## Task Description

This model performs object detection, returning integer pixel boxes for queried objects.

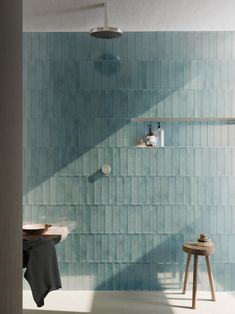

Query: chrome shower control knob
[102,163,111,175]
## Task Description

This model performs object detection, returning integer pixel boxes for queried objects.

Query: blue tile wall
[23,32,235,291]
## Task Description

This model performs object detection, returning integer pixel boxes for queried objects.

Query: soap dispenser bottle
[146,124,157,146]
[156,122,164,147]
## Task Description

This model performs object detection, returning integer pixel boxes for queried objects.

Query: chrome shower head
[90,26,123,39]
[90,1,123,39]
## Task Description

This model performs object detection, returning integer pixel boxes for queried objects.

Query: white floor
[23,290,235,314]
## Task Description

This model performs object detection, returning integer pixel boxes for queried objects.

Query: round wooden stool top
[183,242,215,256]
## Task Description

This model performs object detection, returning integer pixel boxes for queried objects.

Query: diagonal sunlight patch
[23,57,197,195]
[23,75,200,204]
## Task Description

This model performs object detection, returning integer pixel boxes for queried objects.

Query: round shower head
[90,26,123,39]
[90,1,123,39]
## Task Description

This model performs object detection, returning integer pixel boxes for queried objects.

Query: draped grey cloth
[23,237,62,307]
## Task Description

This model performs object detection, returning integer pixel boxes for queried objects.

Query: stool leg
[192,254,198,309]
[205,256,216,301]
[182,253,191,294]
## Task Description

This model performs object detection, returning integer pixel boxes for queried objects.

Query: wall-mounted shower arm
[104,1,109,27]
[91,1,109,27]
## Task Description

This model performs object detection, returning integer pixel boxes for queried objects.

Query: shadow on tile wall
[23,32,195,194]
[23,32,235,292]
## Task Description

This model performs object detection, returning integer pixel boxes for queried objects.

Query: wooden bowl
[23,224,52,235]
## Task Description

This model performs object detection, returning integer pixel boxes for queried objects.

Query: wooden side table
[182,241,216,309]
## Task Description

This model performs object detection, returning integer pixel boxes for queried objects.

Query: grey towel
[23,237,62,307]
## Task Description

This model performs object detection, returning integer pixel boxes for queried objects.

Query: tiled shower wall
[23,32,235,291]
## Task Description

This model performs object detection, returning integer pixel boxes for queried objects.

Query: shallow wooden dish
[23,223,52,235]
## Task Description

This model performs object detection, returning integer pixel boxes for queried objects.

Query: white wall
[23,0,235,32]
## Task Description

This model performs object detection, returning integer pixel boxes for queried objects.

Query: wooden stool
[182,239,216,309]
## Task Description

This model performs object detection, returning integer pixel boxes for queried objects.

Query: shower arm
[104,1,109,27]
[87,1,109,27]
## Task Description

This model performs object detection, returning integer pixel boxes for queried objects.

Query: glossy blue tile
[23,31,235,291]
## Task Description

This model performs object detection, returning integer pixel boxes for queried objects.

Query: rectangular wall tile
[23,31,235,291]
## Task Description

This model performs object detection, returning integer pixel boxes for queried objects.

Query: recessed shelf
[131,117,235,123]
